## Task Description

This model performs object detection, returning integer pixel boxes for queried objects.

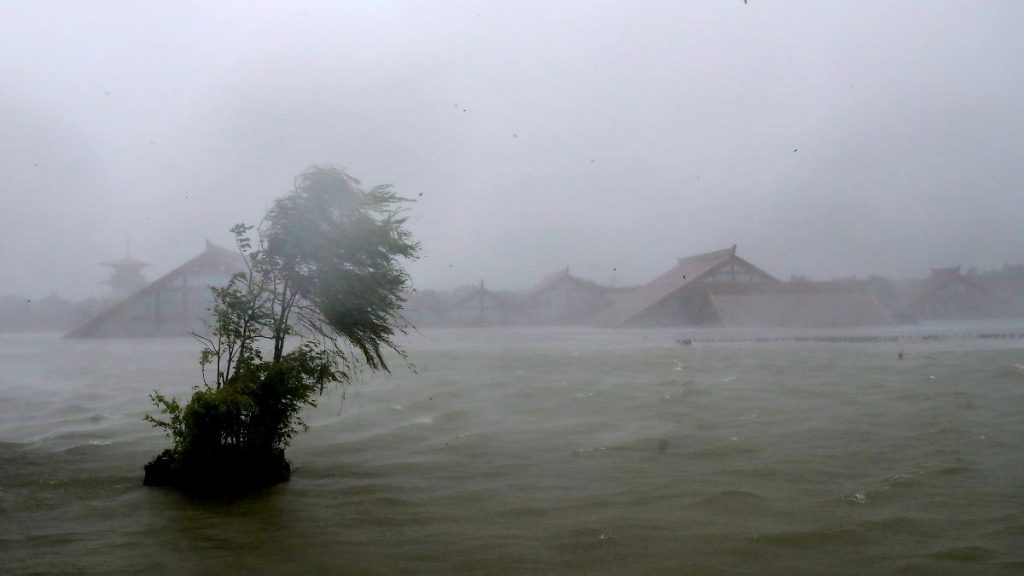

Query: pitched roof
[66,243,246,338]
[594,246,775,327]
[902,265,1022,318]
[102,256,148,268]
[446,282,526,313]
[906,266,989,307]
[518,268,607,305]
[401,289,448,312]
[440,282,534,325]
[709,282,894,328]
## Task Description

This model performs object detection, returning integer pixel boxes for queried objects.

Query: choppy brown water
[2,327,1023,575]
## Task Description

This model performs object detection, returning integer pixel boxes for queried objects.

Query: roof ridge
[66,243,247,338]
[675,245,736,266]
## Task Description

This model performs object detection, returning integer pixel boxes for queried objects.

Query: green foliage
[261,167,418,370]
[145,166,418,468]
[146,344,335,458]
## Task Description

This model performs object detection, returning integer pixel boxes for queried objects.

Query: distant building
[67,242,246,338]
[102,256,148,301]
[399,289,449,328]
[595,246,894,328]
[903,266,1020,321]
[518,268,614,325]
[441,281,532,327]
[975,264,1024,315]
[0,293,99,333]
[595,246,777,327]
[863,275,916,324]
[709,280,894,328]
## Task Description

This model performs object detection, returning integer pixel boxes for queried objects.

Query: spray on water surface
[2,327,1023,574]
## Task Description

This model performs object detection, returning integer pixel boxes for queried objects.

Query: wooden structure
[977,265,1024,315]
[595,246,777,327]
[904,266,1020,321]
[399,289,449,328]
[441,281,532,327]
[518,268,613,325]
[102,256,148,301]
[595,246,896,328]
[67,242,246,338]
[709,280,894,328]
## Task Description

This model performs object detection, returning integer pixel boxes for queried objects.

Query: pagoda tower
[102,252,148,301]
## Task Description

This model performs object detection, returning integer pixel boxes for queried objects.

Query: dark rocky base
[144,448,290,496]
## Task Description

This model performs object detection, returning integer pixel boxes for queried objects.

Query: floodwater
[1,327,1023,575]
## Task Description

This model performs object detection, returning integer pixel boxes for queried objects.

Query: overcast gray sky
[2,1,1022,299]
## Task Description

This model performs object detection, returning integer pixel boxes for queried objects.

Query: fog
[2,1,1022,300]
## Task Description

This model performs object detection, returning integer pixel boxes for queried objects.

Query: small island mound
[144,448,290,494]
[143,165,418,495]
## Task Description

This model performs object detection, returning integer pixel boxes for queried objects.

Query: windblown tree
[144,166,418,493]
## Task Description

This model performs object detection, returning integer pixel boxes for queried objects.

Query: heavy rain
[2,2,1023,574]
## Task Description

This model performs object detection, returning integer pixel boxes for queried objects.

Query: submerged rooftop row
[67,243,1024,338]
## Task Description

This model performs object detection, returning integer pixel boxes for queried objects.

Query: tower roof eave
[102,256,149,268]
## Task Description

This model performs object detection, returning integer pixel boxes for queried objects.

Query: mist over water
[2,328,1023,574]
[3,2,1024,298]
[3,2,1024,574]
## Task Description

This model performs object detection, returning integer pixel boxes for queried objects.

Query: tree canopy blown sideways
[144,165,419,494]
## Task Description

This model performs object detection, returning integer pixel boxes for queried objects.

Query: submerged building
[976,265,1024,314]
[709,280,893,328]
[399,289,450,328]
[441,281,532,327]
[67,242,246,338]
[517,268,614,325]
[595,246,776,327]
[903,266,1020,321]
[595,246,894,328]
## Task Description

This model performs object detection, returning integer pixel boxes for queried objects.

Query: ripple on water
[697,489,771,508]
[858,515,924,533]
[3,331,1024,574]
[686,441,761,459]
[933,463,973,476]
[751,527,865,548]
[927,545,998,563]
[885,472,921,486]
